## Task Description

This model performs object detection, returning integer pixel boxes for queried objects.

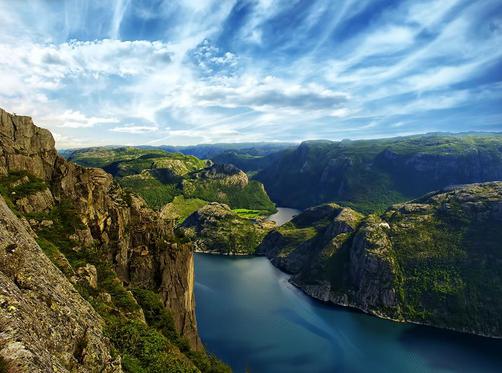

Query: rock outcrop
[259,183,502,337]
[0,108,204,370]
[0,196,121,372]
[0,109,57,180]
[179,202,274,255]
[189,163,249,187]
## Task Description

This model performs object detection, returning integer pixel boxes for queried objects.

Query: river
[194,208,502,372]
[265,207,301,226]
[194,255,502,373]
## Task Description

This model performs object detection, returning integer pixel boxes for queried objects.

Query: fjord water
[265,207,301,226]
[195,254,502,373]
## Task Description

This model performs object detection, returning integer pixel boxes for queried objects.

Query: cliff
[258,182,502,337]
[256,134,502,212]
[0,108,226,371]
[0,195,120,372]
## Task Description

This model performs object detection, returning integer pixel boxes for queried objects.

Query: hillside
[142,142,295,160]
[0,108,229,372]
[178,203,276,255]
[256,134,502,212]
[68,147,275,214]
[258,182,502,337]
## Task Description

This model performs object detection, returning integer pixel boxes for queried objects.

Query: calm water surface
[195,254,502,373]
[265,207,301,226]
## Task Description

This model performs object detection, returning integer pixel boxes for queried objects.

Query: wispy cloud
[0,0,500,147]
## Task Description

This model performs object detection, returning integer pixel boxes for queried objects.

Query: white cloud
[0,0,500,146]
[0,39,174,98]
[46,110,119,128]
[110,123,160,134]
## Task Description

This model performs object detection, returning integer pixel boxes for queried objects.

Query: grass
[0,357,8,373]
[119,175,181,210]
[275,224,318,256]
[161,196,208,223]
[0,171,47,210]
[180,205,273,254]
[232,208,268,219]
[183,179,276,213]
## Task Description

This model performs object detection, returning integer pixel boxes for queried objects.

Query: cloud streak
[0,0,500,147]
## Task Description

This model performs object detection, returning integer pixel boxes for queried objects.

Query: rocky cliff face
[256,134,502,212]
[0,108,204,370]
[0,109,57,181]
[259,183,502,337]
[0,196,121,372]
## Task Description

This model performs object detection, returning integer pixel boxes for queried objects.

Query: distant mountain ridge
[255,133,502,212]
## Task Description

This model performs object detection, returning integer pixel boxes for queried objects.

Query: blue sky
[0,0,501,148]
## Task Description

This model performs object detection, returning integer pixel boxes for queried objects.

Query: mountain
[67,147,276,214]
[177,203,275,255]
[141,142,295,160]
[211,149,287,173]
[258,182,502,337]
[0,108,229,372]
[256,134,502,212]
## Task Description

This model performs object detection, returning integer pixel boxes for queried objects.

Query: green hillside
[258,182,502,337]
[68,147,275,214]
[256,133,502,213]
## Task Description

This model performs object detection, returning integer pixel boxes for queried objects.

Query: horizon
[55,129,502,151]
[1,0,501,148]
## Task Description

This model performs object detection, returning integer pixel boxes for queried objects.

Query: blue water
[194,254,502,373]
[265,207,301,226]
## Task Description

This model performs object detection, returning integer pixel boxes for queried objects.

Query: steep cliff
[0,108,228,371]
[0,196,120,372]
[259,182,502,337]
[256,134,502,212]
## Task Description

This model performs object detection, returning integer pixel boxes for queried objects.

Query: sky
[0,0,501,148]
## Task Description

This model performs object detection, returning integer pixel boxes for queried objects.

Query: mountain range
[2,107,502,372]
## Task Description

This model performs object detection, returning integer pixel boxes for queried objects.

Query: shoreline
[289,277,502,340]
[195,250,501,340]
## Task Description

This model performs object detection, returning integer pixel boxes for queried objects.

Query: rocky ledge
[0,108,211,371]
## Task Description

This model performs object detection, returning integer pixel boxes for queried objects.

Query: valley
[63,128,502,339]
[1,107,502,372]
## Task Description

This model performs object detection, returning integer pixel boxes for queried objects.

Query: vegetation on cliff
[256,133,502,213]
[0,171,229,372]
[179,203,275,255]
[68,146,275,213]
[259,182,502,337]
[0,108,230,372]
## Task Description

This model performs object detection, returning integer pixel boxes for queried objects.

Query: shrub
[0,357,8,373]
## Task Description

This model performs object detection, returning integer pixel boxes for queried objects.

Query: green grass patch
[161,196,208,223]
[232,208,268,219]
[119,176,180,210]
